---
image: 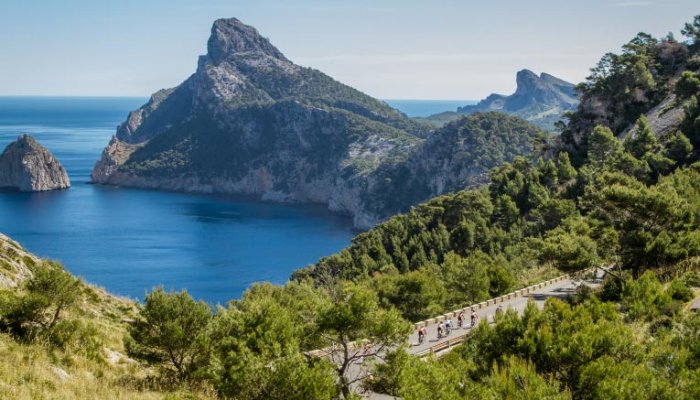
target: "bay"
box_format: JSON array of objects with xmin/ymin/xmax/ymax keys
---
[
  {"xmin": 0, "ymin": 97, "xmax": 354, "ymax": 304},
  {"xmin": 0, "ymin": 96, "xmax": 462, "ymax": 304}
]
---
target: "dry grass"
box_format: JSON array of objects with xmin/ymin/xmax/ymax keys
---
[
  {"xmin": 0, "ymin": 334, "xmax": 159, "ymax": 399},
  {"xmin": 0, "ymin": 236, "xmax": 215, "ymax": 400},
  {"xmin": 0, "ymin": 284, "xmax": 216, "ymax": 400}
]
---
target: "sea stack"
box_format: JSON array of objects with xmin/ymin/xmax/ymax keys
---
[{"xmin": 0, "ymin": 134, "xmax": 71, "ymax": 192}]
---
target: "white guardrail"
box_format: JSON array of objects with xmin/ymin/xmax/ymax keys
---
[
  {"xmin": 306, "ymin": 268, "xmax": 598, "ymax": 359},
  {"xmin": 412, "ymin": 268, "xmax": 598, "ymax": 357}
]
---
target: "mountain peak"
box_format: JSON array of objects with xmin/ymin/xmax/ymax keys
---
[
  {"xmin": 207, "ymin": 18, "xmax": 288, "ymax": 63},
  {"xmin": 449, "ymin": 69, "xmax": 579, "ymax": 131},
  {"xmin": 15, "ymin": 133, "xmax": 36, "ymax": 146},
  {"xmin": 514, "ymin": 69, "xmax": 542, "ymax": 96},
  {"xmin": 516, "ymin": 69, "xmax": 538, "ymax": 79}
]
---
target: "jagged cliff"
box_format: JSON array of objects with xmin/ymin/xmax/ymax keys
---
[
  {"xmin": 92, "ymin": 18, "xmax": 539, "ymax": 228},
  {"xmin": 0, "ymin": 134, "xmax": 70, "ymax": 192},
  {"xmin": 91, "ymin": 18, "xmax": 426, "ymax": 228},
  {"xmin": 427, "ymin": 70, "xmax": 579, "ymax": 131}
]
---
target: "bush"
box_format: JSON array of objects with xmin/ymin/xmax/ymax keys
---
[
  {"xmin": 621, "ymin": 271, "xmax": 673, "ymax": 321},
  {"xmin": 648, "ymin": 315, "xmax": 674, "ymax": 334},
  {"xmin": 46, "ymin": 319, "xmax": 102, "ymax": 358},
  {"xmin": 667, "ymin": 279, "xmax": 694, "ymax": 302},
  {"xmin": 676, "ymin": 71, "xmax": 700, "ymax": 98},
  {"xmin": 0, "ymin": 266, "xmax": 80, "ymax": 340},
  {"xmin": 126, "ymin": 288, "xmax": 213, "ymax": 380},
  {"xmin": 681, "ymin": 270, "xmax": 700, "ymax": 288},
  {"xmin": 599, "ymin": 274, "xmax": 626, "ymax": 302}
]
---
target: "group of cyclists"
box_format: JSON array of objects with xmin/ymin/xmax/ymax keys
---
[
  {"xmin": 417, "ymin": 310, "xmax": 481, "ymax": 344},
  {"xmin": 417, "ymin": 305, "xmax": 508, "ymax": 344}
]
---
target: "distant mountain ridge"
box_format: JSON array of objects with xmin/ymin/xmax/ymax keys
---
[
  {"xmin": 91, "ymin": 18, "xmax": 540, "ymax": 228},
  {"xmin": 427, "ymin": 69, "xmax": 579, "ymax": 131}
]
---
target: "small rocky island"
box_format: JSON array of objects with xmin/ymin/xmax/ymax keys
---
[{"xmin": 0, "ymin": 134, "xmax": 70, "ymax": 192}]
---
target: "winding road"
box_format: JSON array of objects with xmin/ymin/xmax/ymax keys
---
[{"xmin": 351, "ymin": 268, "xmax": 605, "ymax": 398}]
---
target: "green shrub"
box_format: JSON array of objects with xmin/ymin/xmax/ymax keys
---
[
  {"xmin": 621, "ymin": 271, "xmax": 673, "ymax": 321},
  {"xmin": 126, "ymin": 288, "xmax": 213, "ymax": 381},
  {"xmin": 682, "ymin": 270, "xmax": 700, "ymax": 288},
  {"xmin": 676, "ymin": 71, "xmax": 700, "ymax": 99},
  {"xmin": 667, "ymin": 278, "xmax": 694, "ymax": 302},
  {"xmin": 0, "ymin": 266, "xmax": 80, "ymax": 340},
  {"xmin": 46, "ymin": 320, "xmax": 101, "ymax": 358}
]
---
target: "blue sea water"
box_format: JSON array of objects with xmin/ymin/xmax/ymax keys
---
[
  {"xmin": 0, "ymin": 97, "xmax": 357, "ymax": 304},
  {"xmin": 385, "ymin": 99, "xmax": 475, "ymax": 117},
  {"xmin": 0, "ymin": 97, "xmax": 460, "ymax": 304}
]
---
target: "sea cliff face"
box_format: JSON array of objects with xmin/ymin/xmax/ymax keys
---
[
  {"xmin": 0, "ymin": 134, "xmax": 70, "ymax": 192},
  {"xmin": 92, "ymin": 18, "xmax": 423, "ymax": 228},
  {"xmin": 92, "ymin": 18, "xmax": 539, "ymax": 228}
]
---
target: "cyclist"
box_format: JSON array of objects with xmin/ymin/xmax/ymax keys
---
[
  {"xmin": 457, "ymin": 311, "xmax": 465, "ymax": 328},
  {"xmin": 470, "ymin": 311, "xmax": 478, "ymax": 327},
  {"xmin": 418, "ymin": 326, "xmax": 427, "ymax": 344}
]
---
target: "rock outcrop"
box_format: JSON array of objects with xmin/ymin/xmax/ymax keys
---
[
  {"xmin": 0, "ymin": 233, "xmax": 38, "ymax": 288},
  {"xmin": 91, "ymin": 18, "xmax": 538, "ymax": 228},
  {"xmin": 0, "ymin": 134, "xmax": 70, "ymax": 192},
  {"xmin": 427, "ymin": 70, "xmax": 579, "ymax": 131}
]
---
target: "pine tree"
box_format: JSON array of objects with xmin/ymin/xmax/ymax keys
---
[{"xmin": 624, "ymin": 115, "xmax": 657, "ymax": 158}]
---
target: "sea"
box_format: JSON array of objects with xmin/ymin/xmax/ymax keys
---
[
  {"xmin": 385, "ymin": 99, "xmax": 474, "ymax": 117},
  {"xmin": 0, "ymin": 96, "xmax": 468, "ymax": 304}
]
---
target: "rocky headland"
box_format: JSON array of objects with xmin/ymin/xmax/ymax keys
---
[
  {"xmin": 91, "ymin": 18, "xmax": 539, "ymax": 228},
  {"xmin": 427, "ymin": 69, "xmax": 579, "ymax": 131}
]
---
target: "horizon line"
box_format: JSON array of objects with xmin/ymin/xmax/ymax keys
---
[{"xmin": 0, "ymin": 95, "xmax": 480, "ymax": 102}]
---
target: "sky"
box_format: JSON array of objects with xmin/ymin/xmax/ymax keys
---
[{"xmin": 0, "ymin": 0, "xmax": 698, "ymax": 99}]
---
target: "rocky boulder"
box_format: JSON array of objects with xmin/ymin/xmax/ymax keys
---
[{"xmin": 0, "ymin": 134, "xmax": 70, "ymax": 192}]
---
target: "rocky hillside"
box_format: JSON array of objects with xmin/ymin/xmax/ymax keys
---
[
  {"xmin": 0, "ymin": 234, "xmax": 38, "ymax": 288},
  {"xmin": 0, "ymin": 234, "xmax": 192, "ymax": 400},
  {"xmin": 0, "ymin": 134, "xmax": 70, "ymax": 192},
  {"xmin": 427, "ymin": 70, "xmax": 579, "ymax": 131},
  {"xmin": 559, "ymin": 32, "xmax": 700, "ymax": 166},
  {"xmin": 91, "ymin": 18, "xmax": 538, "ymax": 228},
  {"xmin": 361, "ymin": 112, "xmax": 543, "ymax": 219}
]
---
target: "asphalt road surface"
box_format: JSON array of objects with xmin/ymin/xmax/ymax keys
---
[{"xmin": 356, "ymin": 269, "xmax": 604, "ymax": 398}]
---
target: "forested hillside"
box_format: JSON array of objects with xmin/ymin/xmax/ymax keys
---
[
  {"xmin": 371, "ymin": 272, "xmax": 700, "ymax": 399},
  {"xmin": 296, "ymin": 15, "xmax": 700, "ymax": 324}
]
